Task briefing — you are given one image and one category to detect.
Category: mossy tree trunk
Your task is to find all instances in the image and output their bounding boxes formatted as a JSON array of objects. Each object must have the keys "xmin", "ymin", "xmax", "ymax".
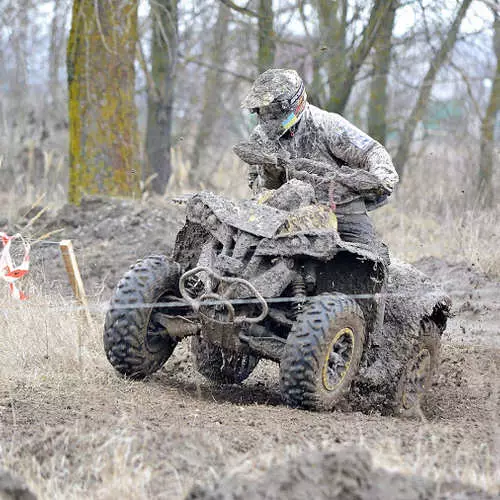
[
  {"xmin": 258, "ymin": 0, "xmax": 275, "ymax": 73},
  {"xmin": 146, "ymin": 0, "xmax": 177, "ymax": 195},
  {"xmin": 367, "ymin": 1, "xmax": 397, "ymax": 145},
  {"xmin": 67, "ymin": 0, "xmax": 140, "ymax": 205},
  {"xmin": 479, "ymin": 7, "xmax": 500, "ymax": 208}
]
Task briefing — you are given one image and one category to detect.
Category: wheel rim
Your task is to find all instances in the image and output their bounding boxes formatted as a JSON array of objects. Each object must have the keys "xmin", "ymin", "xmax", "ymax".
[
  {"xmin": 322, "ymin": 327, "xmax": 355, "ymax": 391},
  {"xmin": 401, "ymin": 347, "xmax": 432, "ymax": 410},
  {"xmin": 146, "ymin": 307, "xmax": 169, "ymax": 352},
  {"xmin": 146, "ymin": 295, "xmax": 186, "ymax": 353}
]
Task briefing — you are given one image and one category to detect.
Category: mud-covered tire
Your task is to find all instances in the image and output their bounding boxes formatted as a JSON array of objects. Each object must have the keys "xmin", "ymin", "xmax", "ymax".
[
  {"xmin": 280, "ymin": 294, "xmax": 365, "ymax": 411},
  {"xmin": 191, "ymin": 336, "xmax": 259, "ymax": 384},
  {"xmin": 394, "ymin": 319, "xmax": 441, "ymax": 417},
  {"xmin": 104, "ymin": 255, "xmax": 181, "ymax": 379}
]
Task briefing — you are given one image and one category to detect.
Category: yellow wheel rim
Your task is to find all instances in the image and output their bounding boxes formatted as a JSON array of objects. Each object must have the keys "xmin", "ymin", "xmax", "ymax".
[{"xmin": 322, "ymin": 327, "xmax": 355, "ymax": 392}]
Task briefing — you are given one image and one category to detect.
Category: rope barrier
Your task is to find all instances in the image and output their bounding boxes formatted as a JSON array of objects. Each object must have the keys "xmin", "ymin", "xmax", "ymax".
[{"xmin": 0, "ymin": 286, "xmax": 492, "ymax": 313}]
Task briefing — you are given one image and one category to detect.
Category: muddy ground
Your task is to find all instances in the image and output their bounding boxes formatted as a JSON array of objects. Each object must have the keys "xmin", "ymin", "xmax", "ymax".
[{"xmin": 0, "ymin": 196, "xmax": 499, "ymax": 499}]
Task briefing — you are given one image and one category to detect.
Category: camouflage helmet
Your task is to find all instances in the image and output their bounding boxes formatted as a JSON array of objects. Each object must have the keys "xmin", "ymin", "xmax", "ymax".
[{"xmin": 241, "ymin": 69, "xmax": 308, "ymax": 140}]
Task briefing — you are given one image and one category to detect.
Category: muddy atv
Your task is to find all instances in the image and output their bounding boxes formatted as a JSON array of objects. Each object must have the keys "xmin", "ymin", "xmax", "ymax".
[{"xmin": 103, "ymin": 181, "xmax": 450, "ymax": 415}]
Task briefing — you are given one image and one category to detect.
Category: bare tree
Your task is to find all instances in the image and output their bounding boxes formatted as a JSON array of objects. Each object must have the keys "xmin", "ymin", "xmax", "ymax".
[
  {"xmin": 145, "ymin": 0, "xmax": 178, "ymax": 194},
  {"xmin": 479, "ymin": 3, "xmax": 500, "ymax": 208},
  {"xmin": 49, "ymin": 0, "xmax": 69, "ymax": 105},
  {"xmin": 258, "ymin": 0, "xmax": 275, "ymax": 72},
  {"xmin": 11, "ymin": 0, "xmax": 30, "ymax": 102},
  {"xmin": 394, "ymin": 0, "xmax": 473, "ymax": 179},
  {"xmin": 189, "ymin": 2, "xmax": 231, "ymax": 183},
  {"xmin": 67, "ymin": 0, "xmax": 140, "ymax": 204},
  {"xmin": 310, "ymin": 0, "xmax": 347, "ymax": 107},
  {"xmin": 219, "ymin": 0, "xmax": 275, "ymax": 72},
  {"xmin": 367, "ymin": 0, "xmax": 398, "ymax": 144},
  {"xmin": 310, "ymin": 0, "xmax": 396, "ymax": 114}
]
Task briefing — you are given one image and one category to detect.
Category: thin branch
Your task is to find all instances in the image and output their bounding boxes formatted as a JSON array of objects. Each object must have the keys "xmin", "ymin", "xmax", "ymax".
[
  {"xmin": 151, "ymin": 4, "xmax": 176, "ymax": 69},
  {"xmin": 218, "ymin": 0, "xmax": 258, "ymax": 18},
  {"xmin": 482, "ymin": 0, "xmax": 500, "ymax": 15},
  {"xmin": 449, "ymin": 60, "xmax": 483, "ymax": 118},
  {"xmin": 179, "ymin": 52, "xmax": 254, "ymax": 82},
  {"xmin": 136, "ymin": 40, "xmax": 160, "ymax": 102},
  {"xmin": 298, "ymin": 0, "xmax": 313, "ymax": 42}
]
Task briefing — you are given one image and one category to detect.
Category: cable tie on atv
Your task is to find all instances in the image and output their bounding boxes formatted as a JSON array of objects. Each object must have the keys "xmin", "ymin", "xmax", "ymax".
[{"xmin": 0, "ymin": 232, "xmax": 30, "ymax": 300}]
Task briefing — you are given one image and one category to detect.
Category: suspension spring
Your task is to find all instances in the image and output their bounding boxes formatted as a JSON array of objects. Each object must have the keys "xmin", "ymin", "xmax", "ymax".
[{"xmin": 291, "ymin": 275, "xmax": 306, "ymax": 318}]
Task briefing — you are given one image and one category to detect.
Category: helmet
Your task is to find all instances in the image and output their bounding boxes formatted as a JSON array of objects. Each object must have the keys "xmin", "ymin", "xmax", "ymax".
[{"xmin": 241, "ymin": 69, "xmax": 307, "ymax": 140}]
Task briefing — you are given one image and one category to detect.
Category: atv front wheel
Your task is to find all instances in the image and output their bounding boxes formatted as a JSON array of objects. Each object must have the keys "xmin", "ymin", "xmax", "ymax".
[
  {"xmin": 395, "ymin": 319, "xmax": 441, "ymax": 417},
  {"xmin": 191, "ymin": 336, "xmax": 259, "ymax": 384},
  {"xmin": 280, "ymin": 295, "xmax": 365, "ymax": 411},
  {"xmin": 104, "ymin": 255, "xmax": 181, "ymax": 378}
]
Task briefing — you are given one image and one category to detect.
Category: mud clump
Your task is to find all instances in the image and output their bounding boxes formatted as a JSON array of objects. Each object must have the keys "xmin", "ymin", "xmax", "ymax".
[
  {"xmin": 187, "ymin": 447, "xmax": 494, "ymax": 500},
  {"xmin": 187, "ymin": 447, "xmax": 374, "ymax": 500},
  {"xmin": 0, "ymin": 469, "xmax": 36, "ymax": 500}
]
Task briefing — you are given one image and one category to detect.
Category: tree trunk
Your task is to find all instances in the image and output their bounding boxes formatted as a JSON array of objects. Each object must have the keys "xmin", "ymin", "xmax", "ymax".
[
  {"xmin": 12, "ymin": 1, "xmax": 29, "ymax": 102},
  {"xmin": 367, "ymin": 1, "xmax": 397, "ymax": 144},
  {"xmin": 479, "ymin": 8, "xmax": 500, "ymax": 208},
  {"xmin": 189, "ymin": 3, "xmax": 230, "ymax": 184},
  {"xmin": 146, "ymin": 0, "xmax": 178, "ymax": 195},
  {"xmin": 49, "ymin": 0, "xmax": 69, "ymax": 105},
  {"xmin": 318, "ymin": 0, "xmax": 347, "ymax": 111},
  {"xmin": 67, "ymin": 0, "xmax": 140, "ymax": 205},
  {"xmin": 258, "ymin": 0, "xmax": 275, "ymax": 73},
  {"xmin": 394, "ymin": 0, "xmax": 473, "ymax": 179},
  {"xmin": 310, "ymin": 0, "xmax": 345, "ymax": 109},
  {"xmin": 317, "ymin": 0, "xmax": 394, "ymax": 114}
]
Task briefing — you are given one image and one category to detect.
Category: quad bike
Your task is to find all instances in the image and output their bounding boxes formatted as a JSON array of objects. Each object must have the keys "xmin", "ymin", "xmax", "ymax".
[{"xmin": 103, "ymin": 180, "xmax": 451, "ymax": 415}]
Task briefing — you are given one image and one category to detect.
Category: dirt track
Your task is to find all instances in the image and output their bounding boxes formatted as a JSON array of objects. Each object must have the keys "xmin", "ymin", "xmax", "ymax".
[{"xmin": 0, "ymin": 197, "xmax": 499, "ymax": 499}]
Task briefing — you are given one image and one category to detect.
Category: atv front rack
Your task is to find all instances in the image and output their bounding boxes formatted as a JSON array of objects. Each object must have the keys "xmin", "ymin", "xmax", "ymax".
[{"xmin": 179, "ymin": 266, "xmax": 269, "ymax": 325}]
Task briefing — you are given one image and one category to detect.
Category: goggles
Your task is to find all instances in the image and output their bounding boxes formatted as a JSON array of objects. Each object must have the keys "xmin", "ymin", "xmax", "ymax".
[{"xmin": 251, "ymin": 82, "xmax": 307, "ymax": 139}]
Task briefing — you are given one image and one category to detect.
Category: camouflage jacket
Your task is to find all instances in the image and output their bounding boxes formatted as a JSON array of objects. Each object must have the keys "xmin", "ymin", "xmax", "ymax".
[{"xmin": 247, "ymin": 104, "xmax": 399, "ymax": 207}]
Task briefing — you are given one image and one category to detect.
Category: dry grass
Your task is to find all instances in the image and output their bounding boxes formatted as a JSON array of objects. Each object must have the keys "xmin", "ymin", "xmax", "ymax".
[
  {"xmin": 368, "ymin": 431, "xmax": 499, "ymax": 494},
  {"xmin": 374, "ymin": 198, "xmax": 500, "ymax": 276},
  {"xmin": 0, "ymin": 290, "xmax": 499, "ymax": 498},
  {"xmin": 0, "ymin": 294, "xmax": 176, "ymax": 499},
  {"xmin": 202, "ymin": 437, "xmax": 499, "ymax": 496},
  {"xmin": 375, "ymin": 139, "xmax": 500, "ymax": 276}
]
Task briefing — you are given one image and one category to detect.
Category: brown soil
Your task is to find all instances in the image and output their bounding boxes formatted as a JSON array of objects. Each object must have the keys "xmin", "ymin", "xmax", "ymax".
[{"xmin": 0, "ymin": 196, "xmax": 498, "ymax": 499}]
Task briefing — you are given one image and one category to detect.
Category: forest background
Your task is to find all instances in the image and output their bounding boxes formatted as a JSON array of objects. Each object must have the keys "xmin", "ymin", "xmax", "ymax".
[{"xmin": 0, "ymin": 0, "xmax": 499, "ymax": 274}]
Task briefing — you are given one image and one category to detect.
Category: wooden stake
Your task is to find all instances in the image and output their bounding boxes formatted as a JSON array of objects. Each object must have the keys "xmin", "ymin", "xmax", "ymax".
[{"xmin": 59, "ymin": 239, "xmax": 95, "ymax": 332}]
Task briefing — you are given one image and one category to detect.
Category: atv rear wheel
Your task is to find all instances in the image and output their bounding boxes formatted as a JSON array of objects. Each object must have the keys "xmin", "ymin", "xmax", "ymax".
[
  {"xmin": 280, "ymin": 294, "xmax": 365, "ymax": 411},
  {"xmin": 395, "ymin": 319, "xmax": 441, "ymax": 417},
  {"xmin": 104, "ymin": 255, "xmax": 180, "ymax": 379},
  {"xmin": 191, "ymin": 336, "xmax": 259, "ymax": 384}
]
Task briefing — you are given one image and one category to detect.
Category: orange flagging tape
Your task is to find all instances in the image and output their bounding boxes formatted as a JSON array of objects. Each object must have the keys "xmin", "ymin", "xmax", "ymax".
[{"xmin": 0, "ymin": 232, "xmax": 30, "ymax": 300}]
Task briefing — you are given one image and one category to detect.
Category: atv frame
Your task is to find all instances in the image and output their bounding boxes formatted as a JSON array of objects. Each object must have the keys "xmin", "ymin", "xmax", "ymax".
[{"xmin": 104, "ymin": 183, "xmax": 450, "ymax": 414}]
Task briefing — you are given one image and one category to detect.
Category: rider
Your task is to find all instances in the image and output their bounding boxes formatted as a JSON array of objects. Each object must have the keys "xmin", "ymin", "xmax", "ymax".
[{"xmin": 237, "ymin": 68, "xmax": 399, "ymax": 261}]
